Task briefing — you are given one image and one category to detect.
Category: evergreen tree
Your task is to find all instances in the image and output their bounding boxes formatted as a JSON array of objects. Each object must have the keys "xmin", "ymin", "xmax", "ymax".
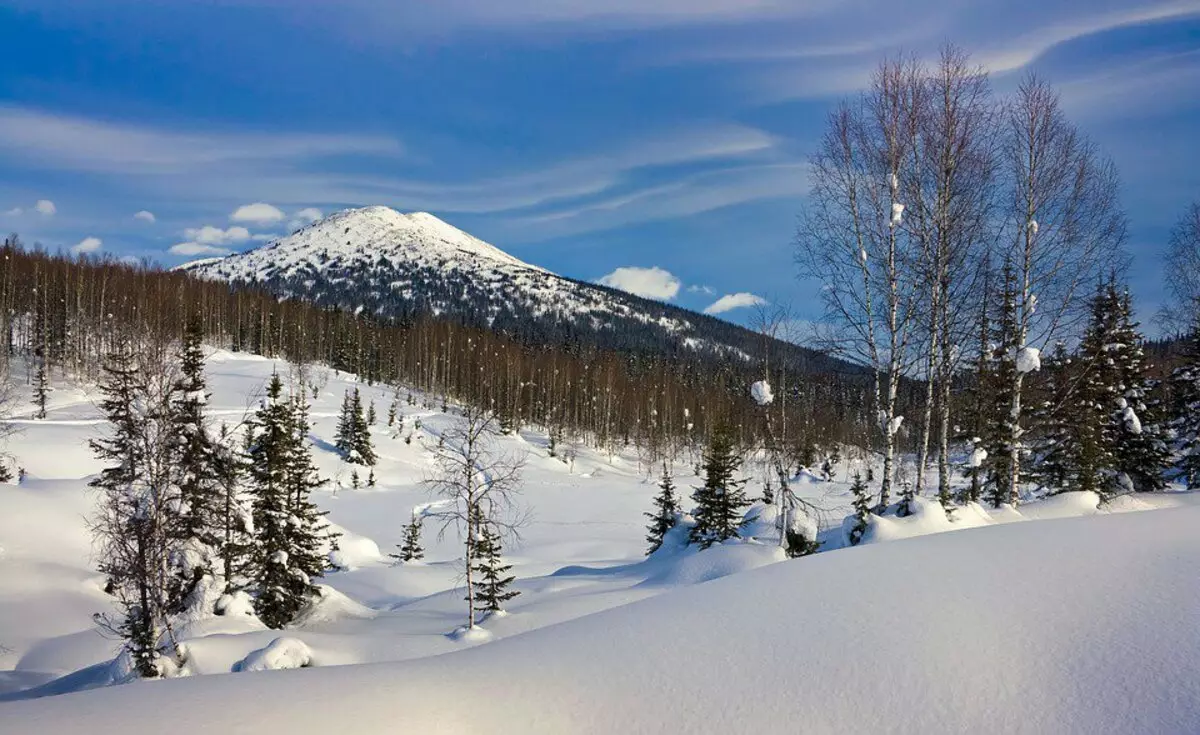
[
  {"xmin": 367, "ymin": 400, "xmax": 377, "ymax": 426},
  {"xmin": 1169, "ymin": 314, "xmax": 1200, "ymax": 488},
  {"xmin": 245, "ymin": 374, "xmax": 327, "ymax": 629},
  {"xmin": 1029, "ymin": 342, "xmax": 1074, "ymax": 493},
  {"xmin": 347, "ymin": 388, "xmax": 376, "ymax": 466},
  {"xmin": 983, "ymin": 258, "xmax": 1020, "ymax": 507},
  {"xmin": 644, "ymin": 464, "xmax": 679, "ymax": 555},
  {"xmin": 1068, "ymin": 281, "xmax": 1125, "ymax": 497},
  {"xmin": 89, "ymin": 347, "xmax": 185, "ymax": 677},
  {"xmin": 166, "ymin": 319, "xmax": 226, "ymax": 612},
  {"xmin": 334, "ymin": 390, "xmax": 354, "ymax": 455},
  {"xmin": 761, "ymin": 475, "xmax": 775, "ymax": 505},
  {"xmin": 689, "ymin": 426, "xmax": 749, "ymax": 549},
  {"xmin": 1108, "ymin": 288, "xmax": 1171, "ymax": 492},
  {"xmin": 470, "ymin": 512, "xmax": 518, "ymax": 616},
  {"xmin": 846, "ymin": 472, "xmax": 872, "ymax": 546},
  {"xmin": 391, "ymin": 515, "xmax": 424, "ymax": 563},
  {"xmin": 387, "ymin": 396, "xmax": 398, "ymax": 427}
]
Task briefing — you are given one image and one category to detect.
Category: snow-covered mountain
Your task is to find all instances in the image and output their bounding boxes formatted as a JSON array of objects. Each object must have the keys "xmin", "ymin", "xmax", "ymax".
[{"xmin": 180, "ymin": 206, "xmax": 845, "ymax": 373}]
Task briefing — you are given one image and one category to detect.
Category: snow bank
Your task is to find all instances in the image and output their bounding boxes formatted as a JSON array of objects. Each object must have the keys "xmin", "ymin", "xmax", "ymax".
[
  {"xmin": 8, "ymin": 506, "xmax": 1200, "ymax": 733},
  {"xmin": 846, "ymin": 496, "xmax": 993, "ymax": 546},
  {"xmin": 639, "ymin": 541, "xmax": 785, "ymax": 587},
  {"xmin": 328, "ymin": 529, "xmax": 383, "ymax": 571},
  {"xmin": 235, "ymin": 637, "xmax": 313, "ymax": 672}
]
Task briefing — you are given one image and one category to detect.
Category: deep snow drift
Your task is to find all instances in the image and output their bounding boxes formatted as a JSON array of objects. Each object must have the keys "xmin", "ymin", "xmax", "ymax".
[
  {"xmin": 0, "ymin": 350, "xmax": 1196, "ymax": 733},
  {"xmin": 5, "ymin": 506, "xmax": 1199, "ymax": 734}
]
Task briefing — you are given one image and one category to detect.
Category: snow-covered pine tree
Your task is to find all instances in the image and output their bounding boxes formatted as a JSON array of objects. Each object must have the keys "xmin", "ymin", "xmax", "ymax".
[
  {"xmin": 387, "ymin": 396, "xmax": 398, "ymax": 427},
  {"xmin": 391, "ymin": 514, "xmax": 424, "ymax": 563},
  {"xmin": 1028, "ymin": 342, "xmax": 1075, "ymax": 493},
  {"xmin": 644, "ymin": 463, "xmax": 679, "ymax": 555},
  {"xmin": 245, "ymin": 374, "xmax": 326, "ymax": 629},
  {"xmin": 761, "ymin": 475, "xmax": 775, "ymax": 505},
  {"xmin": 89, "ymin": 346, "xmax": 185, "ymax": 678},
  {"xmin": 1169, "ymin": 314, "xmax": 1200, "ymax": 488},
  {"xmin": 334, "ymin": 389, "xmax": 353, "ymax": 455},
  {"xmin": 348, "ymin": 388, "xmax": 376, "ymax": 466},
  {"xmin": 1069, "ymin": 281, "xmax": 1124, "ymax": 497},
  {"xmin": 1108, "ymin": 287, "xmax": 1170, "ymax": 492},
  {"xmin": 286, "ymin": 388, "xmax": 333, "ymax": 582},
  {"xmin": 166, "ymin": 319, "xmax": 226, "ymax": 612},
  {"xmin": 983, "ymin": 258, "xmax": 1020, "ymax": 507},
  {"xmin": 214, "ymin": 422, "xmax": 253, "ymax": 598},
  {"xmin": 470, "ymin": 513, "xmax": 518, "ymax": 617},
  {"xmin": 367, "ymin": 400, "xmax": 376, "ymax": 426},
  {"xmin": 846, "ymin": 472, "xmax": 872, "ymax": 546},
  {"xmin": 689, "ymin": 426, "xmax": 749, "ymax": 549}
]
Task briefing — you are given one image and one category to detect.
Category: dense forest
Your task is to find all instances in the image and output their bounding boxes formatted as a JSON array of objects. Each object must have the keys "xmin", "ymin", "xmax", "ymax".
[{"xmin": 0, "ymin": 236, "xmax": 898, "ymax": 473}]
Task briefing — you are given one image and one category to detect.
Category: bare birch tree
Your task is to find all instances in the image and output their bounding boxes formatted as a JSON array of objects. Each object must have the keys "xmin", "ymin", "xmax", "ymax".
[
  {"xmin": 999, "ymin": 74, "xmax": 1126, "ymax": 502},
  {"xmin": 798, "ymin": 57, "xmax": 924, "ymax": 509},
  {"xmin": 1163, "ymin": 202, "xmax": 1200, "ymax": 330},
  {"xmin": 904, "ymin": 45, "xmax": 1001, "ymax": 507},
  {"xmin": 426, "ymin": 404, "xmax": 527, "ymax": 629}
]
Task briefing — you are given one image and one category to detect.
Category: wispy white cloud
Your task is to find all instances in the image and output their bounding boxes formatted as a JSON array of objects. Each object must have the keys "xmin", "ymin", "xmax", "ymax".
[
  {"xmin": 688, "ymin": 284, "xmax": 715, "ymax": 295},
  {"xmin": 183, "ymin": 225, "xmax": 253, "ymax": 245},
  {"xmin": 0, "ymin": 106, "xmax": 402, "ymax": 175},
  {"xmin": 231, "ymin": 202, "xmax": 285, "ymax": 224},
  {"xmin": 133, "ymin": 210, "xmax": 156, "ymax": 222},
  {"xmin": 704, "ymin": 292, "xmax": 767, "ymax": 314},
  {"xmin": 168, "ymin": 242, "xmax": 231, "ymax": 257},
  {"xmin": 35, "ymin": 199, "xmax": 56, "ymax": 216},
  {"xmin": 597, "ymin": 266, "xmax": 682, "ymax": 301},
  {"xmin": 71, "ymin": 236, "xmax": 102, "ymax": 254},
  {"xmin": 2, "ymin": 207, "xmax": 21, "ymax": 216}
]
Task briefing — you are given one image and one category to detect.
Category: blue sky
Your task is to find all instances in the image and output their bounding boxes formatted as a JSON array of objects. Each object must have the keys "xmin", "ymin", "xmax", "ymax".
[{"xmin": 1, "ymin": 1, "xmax": 1198, "ymax": 330}]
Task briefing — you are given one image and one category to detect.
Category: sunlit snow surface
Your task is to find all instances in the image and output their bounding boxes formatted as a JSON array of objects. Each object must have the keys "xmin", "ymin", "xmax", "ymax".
[{"xmin": 1, "ymin": 351, "xmax": 1197, "ymax": 733}]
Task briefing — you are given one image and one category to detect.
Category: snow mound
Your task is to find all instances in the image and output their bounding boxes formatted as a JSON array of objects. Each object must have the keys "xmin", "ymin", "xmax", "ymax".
[
  {"xmin": 293, "ymin": 585, "xmax": 376, "ymax": 627},
  {"xmin": 236, "ymin": 637, "xmax": 313, "ymax": 673},
  {"xmin": 9, "ymin": 506, "xmax": 1200, "ymax": 733},
  {"xmin": 448, "ymin": 625, "xmax": 494, "ymax": 643},
  {"xmin": 847, "ymin": 496, "xmax": 993, "ymax": 546},
  {"xmin": 328, "ymin": 529, "xmax": 383, "ymax": 571},
  {"xmin": 639, "ymin": 541, "xmax": 785, "ymax": 587}
]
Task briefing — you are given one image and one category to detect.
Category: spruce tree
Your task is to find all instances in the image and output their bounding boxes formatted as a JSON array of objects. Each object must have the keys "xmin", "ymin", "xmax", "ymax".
[
  {"xmin": 1169, "ymin": 314, "xmax": 1200, "ymax": 488},
  {"xmin": 367, "ymin": 400, "xmax": 377, "ymax": 426},
  {"xmin": 334, "ymin": 390, "xmax": 354, "ymax": 455},
  {"xmin": 644, "ymin": 464, "xmax": 679, "ymax": 555},
  {"xmin": 387, "ymin": 397, "xmax": 398, "ymax": 427},
  {"xmin": 471, "ymin": 515, "xmax": 518, "ymax": 617},
  {"xmin": 391, "ymin": 515, "xmax": 424, "ymax": 563},
  {"xmin": 1108, "ymin": 288, "xmax": 1171, "ymax": 492},
  {"xmin": 1069, "ymin": 281, "xmax": 1124, "ymax": 497},
  {"xmin": 983, "ymin": 258, "xmax": 1020, "ymax": 507},
  {"xmin": 167, "ymin": 320, "xmax": 225, "ymax": 611},
  {"xmin": 89, "ymin": 347, "xmax": 185, "ymax": 677},
  {"xmin": 689, "ymin": 426, "xmax": 749, "ymax": 549},
  {"xmin": 246, "ymin": 374, "xmax": 327, "ymax": 629},
  {"xmin": 346, "ymin": 388, "xmax": 376, "ymax": 466},
  {"xmin": 1029, "ymin": 342, "xmax": 1074, "ymax": 493},
  {"xmin": 846, "ymin": 472, "xmax": 872, "ymax": 546}
]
